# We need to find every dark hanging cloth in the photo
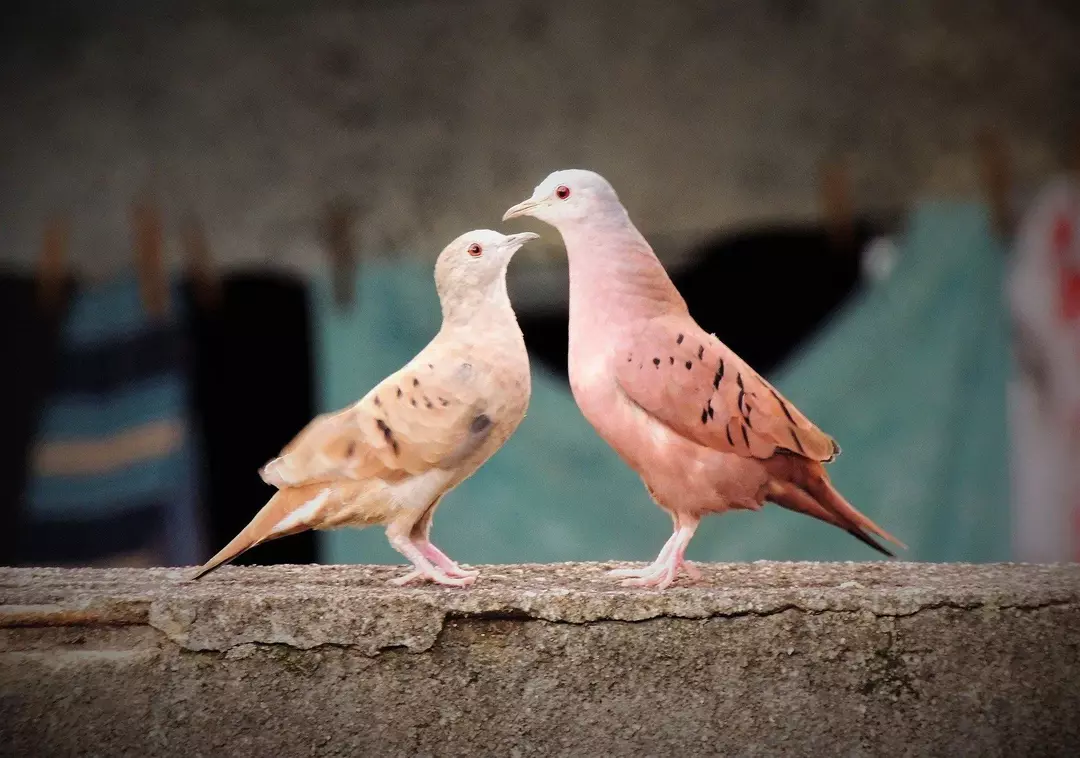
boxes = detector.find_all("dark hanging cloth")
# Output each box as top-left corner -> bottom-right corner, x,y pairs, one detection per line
0,274 -> 71,566
517,220 -> 883,381
183,273 -> 319,568
18,276 -> 201,567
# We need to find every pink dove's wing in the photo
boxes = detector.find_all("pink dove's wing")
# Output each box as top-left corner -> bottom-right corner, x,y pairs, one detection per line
615,314 -> 839,463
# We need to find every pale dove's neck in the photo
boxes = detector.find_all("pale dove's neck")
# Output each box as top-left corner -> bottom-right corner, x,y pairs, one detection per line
438,270 -> 522,347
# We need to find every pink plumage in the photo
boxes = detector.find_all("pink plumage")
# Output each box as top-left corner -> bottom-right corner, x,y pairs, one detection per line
505,169 -> 903,589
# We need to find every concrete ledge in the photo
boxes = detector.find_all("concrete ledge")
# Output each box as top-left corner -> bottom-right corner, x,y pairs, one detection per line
2,562 -> 1078,756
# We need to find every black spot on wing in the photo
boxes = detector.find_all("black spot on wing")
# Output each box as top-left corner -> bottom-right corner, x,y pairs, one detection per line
741,424 -> 750,448
685,360 -> 692,370
376,419 -> 400,456
413,377 -> 420,387
771,388 -> 797,424
676,334 -> 684,344
725,424 -> 734,447
396,387 -> 403,398
439,396 -> 450,407
345,441 -> 356,457
470,414 -> 492,434
424,397 -> 433,409
669,356 -> 674,365
697,345 -> 704,360
701,408 -> 708,424
410,398 -> 417,407
707,398 -> 715,420
789,428 -> 806,454
713,359 -> 724,389
373,395 -> 381,407
653,357 -> 660,367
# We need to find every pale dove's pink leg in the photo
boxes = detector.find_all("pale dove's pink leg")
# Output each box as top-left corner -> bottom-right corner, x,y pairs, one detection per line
388,535 -> 475,588
621,515 -> 701,590
417,540 -> 479,578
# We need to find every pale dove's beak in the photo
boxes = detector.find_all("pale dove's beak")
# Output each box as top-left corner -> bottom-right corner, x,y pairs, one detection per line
502,231 -> 540,251
503,198 -> 541,221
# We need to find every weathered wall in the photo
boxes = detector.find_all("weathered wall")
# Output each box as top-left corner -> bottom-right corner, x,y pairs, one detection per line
1,0 -> 1078,275
1,562 -> 1078,756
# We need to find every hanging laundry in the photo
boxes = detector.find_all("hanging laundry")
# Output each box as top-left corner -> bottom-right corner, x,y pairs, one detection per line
754,201 -> 1010,562
20,276 -> 202,567
183,273 -> 319,569
1008,177 -> 1080,562
517,220 -> 883,382
0,274 -> 71,565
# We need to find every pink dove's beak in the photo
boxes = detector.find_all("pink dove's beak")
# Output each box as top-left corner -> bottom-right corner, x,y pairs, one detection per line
502,198 -> 541,221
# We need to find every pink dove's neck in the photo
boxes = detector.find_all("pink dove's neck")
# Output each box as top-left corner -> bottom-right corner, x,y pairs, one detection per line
560,215 -> 685,339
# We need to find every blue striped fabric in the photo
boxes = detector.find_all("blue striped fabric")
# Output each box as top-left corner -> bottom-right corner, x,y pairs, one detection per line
24,276 -> 202,566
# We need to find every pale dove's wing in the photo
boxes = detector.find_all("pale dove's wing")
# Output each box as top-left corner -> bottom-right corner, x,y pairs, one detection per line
260,350 -> 496,488
615,315 -> 839,462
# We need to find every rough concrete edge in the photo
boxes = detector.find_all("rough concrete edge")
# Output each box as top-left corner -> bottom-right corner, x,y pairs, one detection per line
4,563 -> 1079,656
10,591 -> 1079,657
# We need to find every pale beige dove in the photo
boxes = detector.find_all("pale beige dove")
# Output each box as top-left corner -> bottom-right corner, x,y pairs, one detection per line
190,229 -> 538,586
505,170 -> 904,589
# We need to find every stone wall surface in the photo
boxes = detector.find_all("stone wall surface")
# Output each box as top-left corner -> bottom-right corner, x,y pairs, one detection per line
1,0 -> 1078,275
1,561 -> 1078,756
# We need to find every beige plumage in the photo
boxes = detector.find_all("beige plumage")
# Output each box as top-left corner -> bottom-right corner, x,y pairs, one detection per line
190,229 -> 538,586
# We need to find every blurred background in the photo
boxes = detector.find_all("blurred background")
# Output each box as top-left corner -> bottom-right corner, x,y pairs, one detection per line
1,0 -> 1078,570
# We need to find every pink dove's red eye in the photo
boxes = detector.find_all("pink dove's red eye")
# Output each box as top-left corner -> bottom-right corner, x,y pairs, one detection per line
555,185 -> 571,200
467,243 -> 482,257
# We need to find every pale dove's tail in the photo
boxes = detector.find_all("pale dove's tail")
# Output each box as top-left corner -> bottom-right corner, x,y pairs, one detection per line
768,463 -> 907,558
188,483 -> 329,581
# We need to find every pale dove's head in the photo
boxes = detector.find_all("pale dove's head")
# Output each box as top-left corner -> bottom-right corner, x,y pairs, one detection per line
503,169 -> 627,229
434,229 -> 538,307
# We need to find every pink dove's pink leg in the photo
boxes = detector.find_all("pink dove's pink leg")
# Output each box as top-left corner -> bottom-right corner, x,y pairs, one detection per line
621,515 -> 701,590
608,514 -> 679,578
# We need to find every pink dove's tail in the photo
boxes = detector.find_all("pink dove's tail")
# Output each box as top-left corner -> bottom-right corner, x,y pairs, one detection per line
768,463 -> 906,558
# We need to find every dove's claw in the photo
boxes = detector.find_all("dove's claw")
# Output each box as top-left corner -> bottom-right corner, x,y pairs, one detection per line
390,566 -> 475,588
611,517 -> 700,590
417,540 -> 480,578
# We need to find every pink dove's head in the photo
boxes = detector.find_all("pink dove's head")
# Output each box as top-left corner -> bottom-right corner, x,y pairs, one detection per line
503,169 -> 628,230
434,229 -> 538,301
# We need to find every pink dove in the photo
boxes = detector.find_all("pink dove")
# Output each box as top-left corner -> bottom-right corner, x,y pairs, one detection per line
504,170 -> 903,588
190,230 -> 538,587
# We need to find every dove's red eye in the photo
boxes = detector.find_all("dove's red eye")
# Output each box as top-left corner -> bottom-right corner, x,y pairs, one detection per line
555,185 -> 571,200
467,243 -> 482,257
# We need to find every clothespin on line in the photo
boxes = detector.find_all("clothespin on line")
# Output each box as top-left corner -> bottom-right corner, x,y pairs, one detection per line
130,197 -> 170,319
37,214 -> 69,312
976,127 -> 1011,239
182,211 -> 220,310
323,196 -> 357,310
819,155 -> 855,251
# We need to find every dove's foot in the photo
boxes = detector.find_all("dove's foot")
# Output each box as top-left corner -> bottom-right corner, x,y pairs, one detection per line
388,536 -> 477,588
418,540 -> 480,579
390,565 -> 476,588
610,516 -> 700,590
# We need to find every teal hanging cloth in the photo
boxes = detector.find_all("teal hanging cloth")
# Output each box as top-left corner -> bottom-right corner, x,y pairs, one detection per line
310,260 -> 668,566
725,200 -> 1010,563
